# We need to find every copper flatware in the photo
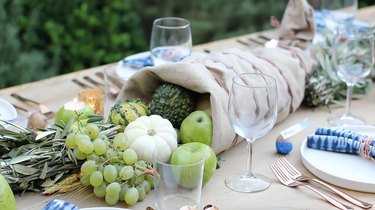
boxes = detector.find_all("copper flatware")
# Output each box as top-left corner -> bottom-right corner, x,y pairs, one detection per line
270,162 -> 353,210
72,78 -> 93,89
276,157 -> 372,209
85,75 -> 119,97
10,93 -> 55,118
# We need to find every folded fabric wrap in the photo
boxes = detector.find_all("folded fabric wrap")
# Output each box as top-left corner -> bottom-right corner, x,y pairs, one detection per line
118,0 -> 315,154
119,47 -> 312,154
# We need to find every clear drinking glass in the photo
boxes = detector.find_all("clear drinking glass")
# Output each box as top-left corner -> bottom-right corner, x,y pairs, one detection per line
153,154 -> 204,210
150,17 -> 192,66
321,0 -> 357,29
328,30 -> 374,126
226,73 -> 278,193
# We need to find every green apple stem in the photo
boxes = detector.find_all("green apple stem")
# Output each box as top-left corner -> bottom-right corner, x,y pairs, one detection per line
245,139 -> 254,178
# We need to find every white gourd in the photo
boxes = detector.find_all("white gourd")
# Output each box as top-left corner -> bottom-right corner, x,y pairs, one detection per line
124,115 -> 178,163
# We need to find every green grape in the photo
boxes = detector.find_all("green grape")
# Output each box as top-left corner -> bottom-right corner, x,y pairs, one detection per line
122,148 -> 138,165
119,183 -> 130,201
90,170 -> 103,187
136,185 -> 146,201
145,174 -> 154,189
105,193 -> 119,206
86,153 -> 101,162
65,133 -> 77,149
141,180 -> 151,193
93,138 -> 107,155
135,160 -> 147,168
134,169 -> 144,183
94,182 -> 107,198
106,182 -> 121,196
106,148 -> 119,162
124,187 -> 139,206
97,165 -> 104,173
97,134 -> 109,141
78,139 -> 94,154
80,175 -> 90,186
114,163 -> 124,173
127,177 -> 136,186
103,165 -> 118,183
136,174 -> 145,183
119,165 -> 134,180
85,123 -> 100,139
75,134 -> 90,147
113,133 -> 128,151
81,160 -> 97,176
74,146 -> 87,160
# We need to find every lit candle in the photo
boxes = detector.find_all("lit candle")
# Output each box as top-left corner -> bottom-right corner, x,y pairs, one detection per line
54,98 -> 94,126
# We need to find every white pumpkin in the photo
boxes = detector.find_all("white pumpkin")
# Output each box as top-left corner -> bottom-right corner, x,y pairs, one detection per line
124,115 -> 178,163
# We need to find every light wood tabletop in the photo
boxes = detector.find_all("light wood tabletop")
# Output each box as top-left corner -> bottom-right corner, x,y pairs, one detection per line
1,5 -> 375,210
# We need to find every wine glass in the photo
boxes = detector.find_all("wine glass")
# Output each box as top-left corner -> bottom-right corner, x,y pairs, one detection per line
150,17 -> 192,66
328,29 -> 374,126
321,0 -> 357,30
226,73 -> 278,193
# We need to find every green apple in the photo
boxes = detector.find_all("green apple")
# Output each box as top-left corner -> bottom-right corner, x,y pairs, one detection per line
55,102 -> 94,126
180,110 -> 213,146
0,174 -> 16,210
170,142 -> 217,188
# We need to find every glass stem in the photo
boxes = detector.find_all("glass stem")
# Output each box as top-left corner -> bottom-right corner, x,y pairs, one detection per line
344,84 -> 354,116
245,139 -> 254,177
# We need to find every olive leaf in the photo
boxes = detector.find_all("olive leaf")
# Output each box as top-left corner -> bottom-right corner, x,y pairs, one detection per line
36,130 -> 56,141
13,164 -> 39,175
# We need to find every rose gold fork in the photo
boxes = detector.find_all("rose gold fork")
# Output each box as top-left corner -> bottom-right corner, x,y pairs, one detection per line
11,93 -> 55,118
276,157 -> 372,209
269,162 -> 354,210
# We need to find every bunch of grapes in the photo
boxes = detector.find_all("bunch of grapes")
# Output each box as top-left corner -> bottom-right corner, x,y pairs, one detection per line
66,123 -> 154,206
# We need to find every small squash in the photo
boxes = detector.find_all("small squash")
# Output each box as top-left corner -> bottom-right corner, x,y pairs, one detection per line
124,115 -> 178,163
108,98 -> 149,131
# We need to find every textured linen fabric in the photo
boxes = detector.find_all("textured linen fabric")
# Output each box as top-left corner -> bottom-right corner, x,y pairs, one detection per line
118,0 -> 315,154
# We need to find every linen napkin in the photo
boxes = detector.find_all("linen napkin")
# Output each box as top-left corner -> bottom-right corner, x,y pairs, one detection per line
117,0 -> 315,154
262,0 -> 315,49
119,46 -> 313,154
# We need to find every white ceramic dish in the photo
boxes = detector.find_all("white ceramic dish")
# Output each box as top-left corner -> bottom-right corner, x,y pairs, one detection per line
300,125 -> 375,193
0,98 -> 18,127
115,51 -> 209,79
116,51 -> 151,79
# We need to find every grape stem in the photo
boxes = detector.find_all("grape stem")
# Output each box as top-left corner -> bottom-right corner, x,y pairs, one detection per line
134,163 -> 155,176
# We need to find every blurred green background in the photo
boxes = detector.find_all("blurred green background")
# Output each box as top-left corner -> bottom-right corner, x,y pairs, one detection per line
0,0 -> 373,88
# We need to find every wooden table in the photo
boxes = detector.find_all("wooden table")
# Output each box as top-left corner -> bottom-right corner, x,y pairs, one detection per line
1,6 -> 375,210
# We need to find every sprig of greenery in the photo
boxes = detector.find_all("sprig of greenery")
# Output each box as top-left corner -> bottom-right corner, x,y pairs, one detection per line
303,28 -> 374,108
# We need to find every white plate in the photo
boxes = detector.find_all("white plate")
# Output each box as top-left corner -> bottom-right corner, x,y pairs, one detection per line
115,51 -> 209,79
81,208 -> 131,210
300,125 -> 375,193
116,52 -> 151,79
0,98 -> 17,127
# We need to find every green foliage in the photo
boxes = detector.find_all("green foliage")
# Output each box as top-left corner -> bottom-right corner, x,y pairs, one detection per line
2,0 -> 372,88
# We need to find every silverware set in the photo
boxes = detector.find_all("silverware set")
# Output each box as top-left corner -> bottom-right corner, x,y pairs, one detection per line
270,157 -> 372,210
11,93 -> 55,119
72,74 -> 120,97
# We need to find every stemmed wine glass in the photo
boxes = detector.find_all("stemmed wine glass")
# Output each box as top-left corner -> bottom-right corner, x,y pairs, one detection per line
226,73 -> 278,193
150,17 -> 192,66
328,29 -> 374,126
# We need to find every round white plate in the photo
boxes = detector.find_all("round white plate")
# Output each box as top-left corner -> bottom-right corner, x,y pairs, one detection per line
116,51 -> 151,79
116,51 -> 209,79
0,98 -> 17,127
81,208 -> 131,210
300,125 -> 375,193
